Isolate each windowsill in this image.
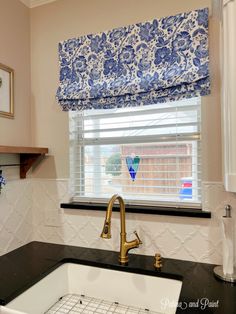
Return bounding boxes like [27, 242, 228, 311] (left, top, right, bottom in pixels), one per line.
[60, 202, 211, 218]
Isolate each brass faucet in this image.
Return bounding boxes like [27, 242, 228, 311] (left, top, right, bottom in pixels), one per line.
[101, 194, 142, 265]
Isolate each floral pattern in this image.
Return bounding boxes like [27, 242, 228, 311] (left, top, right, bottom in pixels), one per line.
[57, 8, 210, 111]
[0, 170, 6, 194]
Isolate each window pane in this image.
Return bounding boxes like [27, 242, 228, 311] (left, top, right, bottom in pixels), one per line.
[70, 97, 201, 206]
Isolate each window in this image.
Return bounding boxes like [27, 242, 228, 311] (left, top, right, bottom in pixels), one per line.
[69, 97, 201, 208]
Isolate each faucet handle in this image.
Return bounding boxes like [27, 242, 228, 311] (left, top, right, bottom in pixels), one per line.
[133, 231, 142, 245]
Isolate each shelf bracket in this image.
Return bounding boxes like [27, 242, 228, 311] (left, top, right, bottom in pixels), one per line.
[0, 146, 48, 179]
[20, 153, 43, 179]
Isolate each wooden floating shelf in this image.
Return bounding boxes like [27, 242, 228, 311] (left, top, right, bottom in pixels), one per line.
[0, 145, 49, 179]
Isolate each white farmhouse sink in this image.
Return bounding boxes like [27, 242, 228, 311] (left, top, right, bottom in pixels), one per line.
[1, 263, 182, 314]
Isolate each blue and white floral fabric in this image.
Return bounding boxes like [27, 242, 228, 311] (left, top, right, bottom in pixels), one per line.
[0, 170, 6, 194]
[57, 8, 210, 111]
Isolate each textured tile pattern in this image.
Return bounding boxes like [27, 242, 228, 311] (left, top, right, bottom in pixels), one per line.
[0, 178, 236, 265]
[31, 179, 236, 264]
[0, 180, 33, 256]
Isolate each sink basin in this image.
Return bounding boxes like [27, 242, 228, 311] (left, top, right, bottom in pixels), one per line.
[1, 263, 182, 314]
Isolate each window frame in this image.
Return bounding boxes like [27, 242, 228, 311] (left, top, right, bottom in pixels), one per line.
[69, 98, 202, 210]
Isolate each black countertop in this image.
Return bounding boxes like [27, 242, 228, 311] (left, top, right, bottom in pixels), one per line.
[0, 242, 235, 313]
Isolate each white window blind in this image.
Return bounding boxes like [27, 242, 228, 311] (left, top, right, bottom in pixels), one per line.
[69, 97, 201, 208]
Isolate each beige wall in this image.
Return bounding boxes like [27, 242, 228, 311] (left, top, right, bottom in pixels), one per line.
[30, 0, 221, 181]
[0, 0, 31, 146]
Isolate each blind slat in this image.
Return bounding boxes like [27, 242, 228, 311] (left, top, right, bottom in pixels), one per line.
[71, 171, 201, 175]
[82, 122, 199, 134]
[82, 102, 200, 120]
[72, 197, 201, 209]
[77, 133, 200, 146]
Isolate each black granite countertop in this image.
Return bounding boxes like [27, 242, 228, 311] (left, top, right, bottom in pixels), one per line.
[0, 242, 235, 313]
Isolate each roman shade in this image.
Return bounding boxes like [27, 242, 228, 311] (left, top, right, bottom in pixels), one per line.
[57, 8, 210, 111]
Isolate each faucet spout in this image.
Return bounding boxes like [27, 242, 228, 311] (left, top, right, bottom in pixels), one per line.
[100, 194, 142, 265]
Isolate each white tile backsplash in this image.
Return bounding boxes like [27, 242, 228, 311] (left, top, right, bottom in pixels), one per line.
[0, 180, 33, 255]
[0, 178, 235, 265]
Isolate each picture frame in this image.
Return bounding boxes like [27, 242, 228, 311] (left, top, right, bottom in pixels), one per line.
[0, 63, 14, 118]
